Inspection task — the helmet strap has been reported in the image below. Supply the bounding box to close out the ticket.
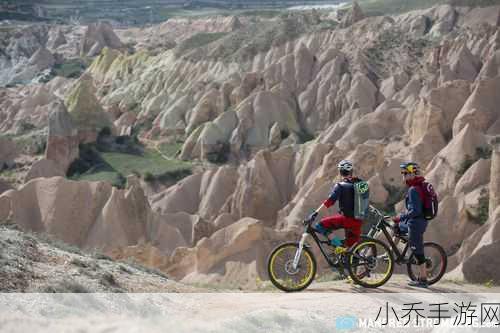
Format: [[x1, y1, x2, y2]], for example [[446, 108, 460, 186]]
[[340, 169, 352, 177]]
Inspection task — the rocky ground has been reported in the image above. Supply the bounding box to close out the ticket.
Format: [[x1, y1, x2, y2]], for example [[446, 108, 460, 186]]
[[0, 224, 207, 292], [2, 1, 500, 292]]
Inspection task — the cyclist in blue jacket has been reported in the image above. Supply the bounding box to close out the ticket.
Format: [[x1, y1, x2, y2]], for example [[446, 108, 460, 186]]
[[392, 162, 429, 288]]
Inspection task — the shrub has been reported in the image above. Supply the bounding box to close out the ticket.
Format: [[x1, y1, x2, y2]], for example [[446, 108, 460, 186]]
[[111, 173, 127, 189], [122, 259, 169, 279], [70, 258, 90, 268], [35, 232, 83, 255], [476, 146, 493, 160], [155, 168, 192, 184], [98, 126, 112, 138], [143, 172, 155, 182], [206, 142, 230, 164], [466, 188, 490, 225], [41, 280, 89, 293], [297, 130, 315, 143], [457, 146, 493, 181], [18, 121, 36, 133], [53, 59, 87, 78], [280, 129, 290, 140], [93, 251, 113, 261], [131, 118, 153, 137], [99, 272, 120, 288], [476, 189, 490, 225], [491, 136, 500, 146], [67, 144, 106, 177], [457, 154, 475, 180], [115, 136, 127, 145], [33, 137, 47, 155]]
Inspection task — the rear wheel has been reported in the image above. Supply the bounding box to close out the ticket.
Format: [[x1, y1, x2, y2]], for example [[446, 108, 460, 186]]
[[267, 242, 317, 292], [407, 242, 447, 285], [347, 238, 394, 288]]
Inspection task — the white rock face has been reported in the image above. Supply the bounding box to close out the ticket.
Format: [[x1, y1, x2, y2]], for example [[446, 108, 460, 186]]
[[340, 1, 365, 28], [0, 177, 186, 254], [490, 148, 500, 218], [43, 101, 79, 174], [80, 22, 124, 57], [453, 76, 500, 136]]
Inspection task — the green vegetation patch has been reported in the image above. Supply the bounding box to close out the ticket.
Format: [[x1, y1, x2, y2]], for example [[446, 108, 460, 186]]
[[466, 188, 490, 226], [68, 138, 192, 188], [53, 58, 88, 79], [100, 150, 190, 178], [9, 130, 47, 156], [158, 141, 183, 158], [476, 189, 490, 225]]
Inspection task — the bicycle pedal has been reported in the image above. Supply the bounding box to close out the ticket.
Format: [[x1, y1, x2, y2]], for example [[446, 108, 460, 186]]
[[357, 271, 370, 279], [345, 276, 354, 284], [334, 246, 347, 255]]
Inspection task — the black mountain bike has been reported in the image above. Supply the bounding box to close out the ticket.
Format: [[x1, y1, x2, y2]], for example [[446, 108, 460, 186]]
[[365, 206, 447, 285], [267, 216, 395, 292]]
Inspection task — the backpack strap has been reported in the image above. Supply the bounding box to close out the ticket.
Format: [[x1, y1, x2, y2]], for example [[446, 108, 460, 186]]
[[412, 184, 426, 207]]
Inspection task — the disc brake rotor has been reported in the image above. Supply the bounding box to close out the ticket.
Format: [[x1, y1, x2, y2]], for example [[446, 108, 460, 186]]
[[284, 260, 300, 275]]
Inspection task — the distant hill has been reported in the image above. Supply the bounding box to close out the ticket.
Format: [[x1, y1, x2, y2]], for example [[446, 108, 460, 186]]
[[0, 0, 346, 25], [357, 0, 500, 16]]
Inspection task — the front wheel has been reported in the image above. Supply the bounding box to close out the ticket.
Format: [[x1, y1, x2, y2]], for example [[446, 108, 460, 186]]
[[407, 242, 447, 285], [347, 238, 394, 288], [267, 242, 317, 292]]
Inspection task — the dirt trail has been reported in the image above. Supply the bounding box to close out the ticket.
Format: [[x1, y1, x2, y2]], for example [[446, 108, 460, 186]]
[[303, 274, 500, 293], [2, 280, 499, 333]]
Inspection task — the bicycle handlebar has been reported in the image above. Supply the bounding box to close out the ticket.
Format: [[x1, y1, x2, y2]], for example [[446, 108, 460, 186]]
[[368, 205, 384, 218]]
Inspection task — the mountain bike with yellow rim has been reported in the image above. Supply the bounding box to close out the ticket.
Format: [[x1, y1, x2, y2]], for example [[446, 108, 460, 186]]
[[267, 214, 395, 292]]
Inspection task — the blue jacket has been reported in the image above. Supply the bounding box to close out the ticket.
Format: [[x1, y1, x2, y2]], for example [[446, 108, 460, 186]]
[[400, 186, 426, 223]]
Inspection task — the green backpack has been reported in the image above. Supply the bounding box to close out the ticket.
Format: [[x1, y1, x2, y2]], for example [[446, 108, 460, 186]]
[[353, 180, 370, 220]]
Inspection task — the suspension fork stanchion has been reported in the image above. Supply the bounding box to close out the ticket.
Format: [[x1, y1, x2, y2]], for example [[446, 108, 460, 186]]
[[293, 231, 309, 270]]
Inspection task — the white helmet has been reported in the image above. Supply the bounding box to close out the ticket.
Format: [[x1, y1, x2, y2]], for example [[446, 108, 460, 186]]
[[337, 160, 353, 172]]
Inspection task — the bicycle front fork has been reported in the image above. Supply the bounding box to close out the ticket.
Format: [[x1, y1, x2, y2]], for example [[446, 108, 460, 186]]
[[293, 232, 309, 270]]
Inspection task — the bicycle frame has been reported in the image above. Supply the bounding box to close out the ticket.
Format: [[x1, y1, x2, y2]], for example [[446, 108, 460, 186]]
[[366, 207, 411, 263], [293, 221, 345, 270]]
